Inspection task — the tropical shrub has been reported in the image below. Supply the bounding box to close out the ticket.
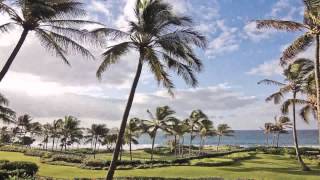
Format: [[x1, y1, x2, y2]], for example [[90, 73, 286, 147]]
[[50, 154, 83, 163], [0, 161, 38, 178]]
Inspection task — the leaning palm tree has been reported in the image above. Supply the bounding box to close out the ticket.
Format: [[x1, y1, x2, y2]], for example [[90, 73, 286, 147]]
[[216, 124, 233, 151], [255, 0, 320, 142], [258, 63, 311, 171], [124, 118, 141, 161], [185, 110, 208, 156], [141, 106, 175, 161], [0, 93, 15, 124], [93, 0, 206, 178], [0, 0, 98, 82]]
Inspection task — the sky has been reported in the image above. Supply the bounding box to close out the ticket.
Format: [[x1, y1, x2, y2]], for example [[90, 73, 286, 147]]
[[0, 0, 317, 130]]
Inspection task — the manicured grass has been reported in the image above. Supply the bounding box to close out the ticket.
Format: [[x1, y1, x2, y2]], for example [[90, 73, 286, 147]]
[[93, 150, 176, 161], [0, 151, 319, 179]]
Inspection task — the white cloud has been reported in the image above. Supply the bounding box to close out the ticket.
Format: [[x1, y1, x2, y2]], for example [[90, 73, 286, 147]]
[[206, 20, 239, 57], [88, 0, 111, 16], [247, 60, 282, 77]]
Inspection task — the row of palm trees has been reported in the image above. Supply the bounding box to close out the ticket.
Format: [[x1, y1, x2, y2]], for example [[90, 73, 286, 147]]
[[0, 1, 207, 178], [262, 116, 291, 148], [0, 97, 233, 160]]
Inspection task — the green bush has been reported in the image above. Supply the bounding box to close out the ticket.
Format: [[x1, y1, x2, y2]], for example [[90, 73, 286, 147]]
[[24, 150, 52, 158], [0, 145, 26, 153], [0, 161, 38, 178], [50, 154, 83, 163]]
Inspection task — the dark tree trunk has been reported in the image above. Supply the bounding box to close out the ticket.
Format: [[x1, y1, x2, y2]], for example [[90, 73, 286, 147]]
[[189, 127, 193, 157], [151, 131, 157, 161], [0, 29, 29, 82], [276, 132, 280, 148], [181, 136, 184, 158], [106, 58, 143, 180], [52, 137, 55, 151], [174, 135, 177, 157], [217, 135, 221, 151], [94, 137, 98, 159], [292, 92, 310, 171], [315, 34, 320, 144], [129, 136, 132, 162]]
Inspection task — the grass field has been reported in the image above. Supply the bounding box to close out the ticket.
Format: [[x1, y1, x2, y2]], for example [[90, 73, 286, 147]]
[[0, 151, 319, 179]]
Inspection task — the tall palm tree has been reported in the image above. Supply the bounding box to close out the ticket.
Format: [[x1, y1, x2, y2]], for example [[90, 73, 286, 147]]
[[41, 123, 51, 150], [85, 124, 109, 159], [165, 117, 182, 157], [216, 124, 233, 151], [255, 0, 320, 142], [0, 0, 98, 82], [50, 119, 63, 151], [198, 119, 215, 154], [273, 116, 291, 148], [185, 110, 208, 156], [0, 93, 15, 124], [258, 64, 311, 171], [15, 114, 33, 138], [92, 0, 206, 178], [124, 118, 141, 161], [60, 115, 82, 151], [142, 106, 175, 161]]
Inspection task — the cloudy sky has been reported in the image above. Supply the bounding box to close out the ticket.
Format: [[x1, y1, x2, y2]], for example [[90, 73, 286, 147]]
[[0, 0, 317, 130]]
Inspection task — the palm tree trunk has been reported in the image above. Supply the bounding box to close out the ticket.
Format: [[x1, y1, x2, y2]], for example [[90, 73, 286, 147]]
[[189, 127, 193, 157], [266, 133, 269, 146], [151, 131, 157, 161], [276, 132, 279, 148], [129, 137, 132, 162], [315, 34, 320, 145], [198, 136, 202, 155], [52, 137, 55, 151], [181, 136, 184, 158], [217, 135, 221, 151], [0, 29, 29, 82], [292, 91, 310, 171], [106, 58, 143, 180], [174, 135, 177, 157], [178, 136, 181, 156], [94, 137, 98, 159]]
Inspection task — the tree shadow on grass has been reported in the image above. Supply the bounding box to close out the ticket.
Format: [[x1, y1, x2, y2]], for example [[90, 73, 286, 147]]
[[219, 165, 320, 176]]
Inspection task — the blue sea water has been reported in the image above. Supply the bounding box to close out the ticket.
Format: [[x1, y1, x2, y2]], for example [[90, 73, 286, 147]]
[[136, 130, 319, 147]]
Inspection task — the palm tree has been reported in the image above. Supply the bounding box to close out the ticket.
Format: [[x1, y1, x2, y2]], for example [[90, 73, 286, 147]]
[[0, 93, 15, 124], [198, 119, 215, 154], [255, 0, 320, 142], [273, 116, 291, 148], [142, 106, 175, 161], [263, 122, 273, 146], [124, 118, 141, 161], [92, 0, 206, 178], [175, 122, 189, 157], [0, 0, 98, 82], [50, 119, 63, 151], [216, 124, 233, 151], [60, 116, 82, 151], [41, 123, 51, 150], [258, 64, 311, 171], [15, 114, 33, 138], [165, 117, 183, 157], [85, 124, 109, 159], [185, 110, 208, 156]]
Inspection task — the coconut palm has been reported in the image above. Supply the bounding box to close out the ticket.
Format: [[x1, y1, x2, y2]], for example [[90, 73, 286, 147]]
[[273, 116, 291, 148], [41, 123, 51, 150], [255, 0, 320, 142], [0, 0, 98, 82], [258, 63, 311, 171], [165, 117, 183, 157], [124, 118, 141, 161], [185, 110, 208, 156], [15, 114, 33, 138], [50, 119, 64, 151], [60, 116, 82, 151], [141, 106, 175, 161], [198, 119, 215, 154], [0, 93, 15, 124], [263, 122, 273, 146], [85, 124, 109, 159], [92, 0, 206, 178], [216, 124, 233, 151]]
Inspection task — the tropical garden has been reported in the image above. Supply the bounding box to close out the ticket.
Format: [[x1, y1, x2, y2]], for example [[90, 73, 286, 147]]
[[0, 0, 319, 179]]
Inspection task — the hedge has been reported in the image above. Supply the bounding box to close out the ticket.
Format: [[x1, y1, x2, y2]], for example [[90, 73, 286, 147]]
[[0, 160, 38, 179]]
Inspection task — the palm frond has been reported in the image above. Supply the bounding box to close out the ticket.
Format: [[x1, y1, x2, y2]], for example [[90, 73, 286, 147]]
[[299, 104, 315, 124], [266, 92, 283, 104], [258, 79, 285, 86], [0, 23, 15, 33], [255, 20, 306, 31], [90, 28, 130, 40], [39, 28, 94, 60], [35, 29, 69, 65], [280, 33, 314, 63], [281, 99, 309, 115], [97, 42, 132, 79]]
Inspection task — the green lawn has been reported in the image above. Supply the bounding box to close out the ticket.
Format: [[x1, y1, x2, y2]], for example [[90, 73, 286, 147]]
[[0, 151, 319, 179]]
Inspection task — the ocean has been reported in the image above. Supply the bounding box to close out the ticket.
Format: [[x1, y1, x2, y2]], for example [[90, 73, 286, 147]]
[[133, 130, 319, 148]]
